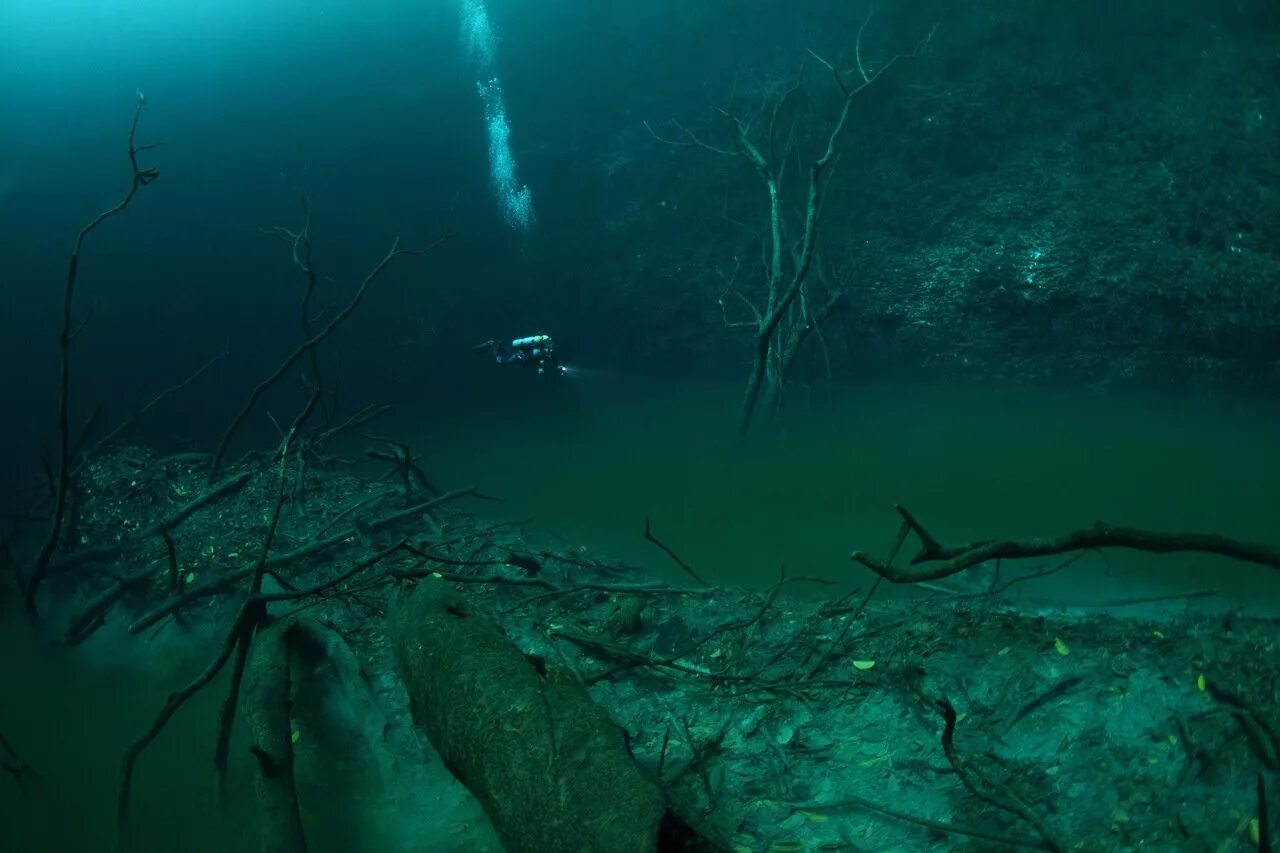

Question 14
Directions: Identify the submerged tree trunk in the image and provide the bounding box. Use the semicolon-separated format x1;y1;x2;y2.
389;583;665;852
243;623;307;853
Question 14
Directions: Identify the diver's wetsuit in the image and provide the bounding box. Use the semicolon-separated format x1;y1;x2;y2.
477;335;564;375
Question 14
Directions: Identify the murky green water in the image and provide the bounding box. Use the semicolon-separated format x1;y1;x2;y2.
0;609;253;851
413;377;1280;610
3;378;1278;851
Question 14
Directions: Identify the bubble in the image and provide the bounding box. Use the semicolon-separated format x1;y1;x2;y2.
458;0;496;68
457;2;535;233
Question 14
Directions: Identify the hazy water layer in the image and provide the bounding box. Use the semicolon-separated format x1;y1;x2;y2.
3;379;1277;852
408;378;1280;610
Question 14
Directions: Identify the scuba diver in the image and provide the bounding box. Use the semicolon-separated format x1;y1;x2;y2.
473;334;567;376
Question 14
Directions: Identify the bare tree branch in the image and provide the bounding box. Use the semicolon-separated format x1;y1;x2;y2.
852;503;1280;584
24;93;160;615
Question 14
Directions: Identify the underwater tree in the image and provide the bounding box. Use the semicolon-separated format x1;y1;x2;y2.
21;92;160;614
647;12;934;439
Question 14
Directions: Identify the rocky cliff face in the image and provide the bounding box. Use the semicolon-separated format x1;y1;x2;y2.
521;0;1280;391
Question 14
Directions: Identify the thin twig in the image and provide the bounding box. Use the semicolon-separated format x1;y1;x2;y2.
643;518;709;586
790;793;1044;849
934;698;1064;851
73;343;229;474
209;232;442;480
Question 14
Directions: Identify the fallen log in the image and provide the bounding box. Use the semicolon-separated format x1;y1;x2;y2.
244;623;307;853
389;582;665;852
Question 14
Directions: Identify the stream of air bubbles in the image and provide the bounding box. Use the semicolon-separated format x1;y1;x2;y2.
458;0;535;232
